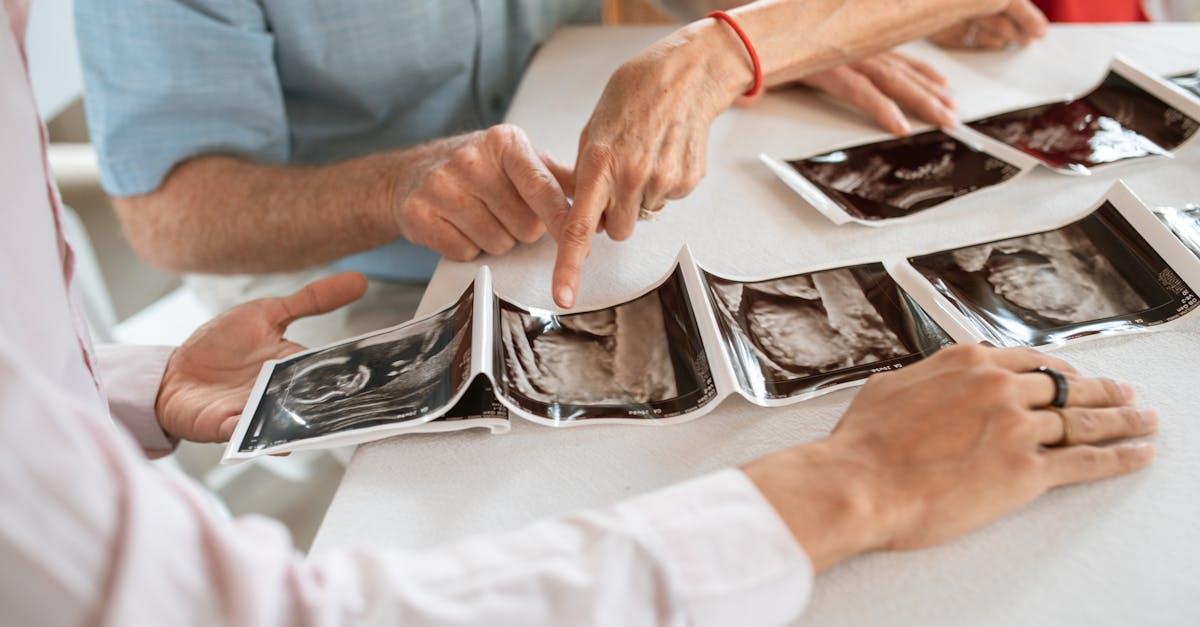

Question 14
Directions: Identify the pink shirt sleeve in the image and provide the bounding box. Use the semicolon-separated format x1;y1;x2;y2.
94;344;178;457
0;330;813;626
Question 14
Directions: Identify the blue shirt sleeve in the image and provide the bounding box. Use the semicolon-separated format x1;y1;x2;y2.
75;0;288;196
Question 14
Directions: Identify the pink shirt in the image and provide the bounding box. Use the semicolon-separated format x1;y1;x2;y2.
0;2;813;624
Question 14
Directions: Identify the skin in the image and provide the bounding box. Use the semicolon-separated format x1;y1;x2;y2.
156;278;1157;572
929;0;1049;50
549;0;1034;308
117;126;573;273
115;2;977;277
743;343;1156;571
155;272;369;441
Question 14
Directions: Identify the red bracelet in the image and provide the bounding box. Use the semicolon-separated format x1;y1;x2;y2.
707;10;763;98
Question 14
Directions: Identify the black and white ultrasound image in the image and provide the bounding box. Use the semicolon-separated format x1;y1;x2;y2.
497;267;717;421
238;285;474;452
1170;70;1200;99
787;130;1021;221
705;263;953;400
968;71;1200;172
909;202;1200;347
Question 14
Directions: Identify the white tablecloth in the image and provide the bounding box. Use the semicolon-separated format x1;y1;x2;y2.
311;24;1200;626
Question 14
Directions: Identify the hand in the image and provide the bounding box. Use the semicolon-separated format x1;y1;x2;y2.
154;273;369;443
786;51;956;136
744;345;1157;571
550;21;747;308
929;0;1048;50
396;124;574;262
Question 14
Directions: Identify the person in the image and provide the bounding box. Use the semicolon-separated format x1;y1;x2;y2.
75;0;1040;336
4;2;1160;624
544;0;1048;307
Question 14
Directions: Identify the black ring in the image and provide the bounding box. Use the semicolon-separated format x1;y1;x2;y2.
1031;366;1069;408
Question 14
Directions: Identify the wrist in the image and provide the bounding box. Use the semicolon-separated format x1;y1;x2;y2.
366;151;409;242
153;349;183;442
671;18;758;109
743;438;890;571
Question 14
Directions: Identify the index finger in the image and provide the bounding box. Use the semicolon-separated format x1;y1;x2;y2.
551;174;611;308
501;139;572;227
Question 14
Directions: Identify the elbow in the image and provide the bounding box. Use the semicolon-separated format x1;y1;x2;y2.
113;196;206;273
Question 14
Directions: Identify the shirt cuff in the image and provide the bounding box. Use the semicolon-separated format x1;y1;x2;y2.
616;468;814;627
94;344;177;457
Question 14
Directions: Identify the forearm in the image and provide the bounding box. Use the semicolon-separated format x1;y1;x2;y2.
674;0;1006;100
742;440;883;573
115;137;466;273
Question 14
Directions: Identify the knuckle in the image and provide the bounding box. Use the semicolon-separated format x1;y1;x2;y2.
561;219;595;247
495;233;518;254
950;343;992;366
448;243;480;262
524;169;561;201
486;123;520;146
1115;446;1146;472
621;160;651;189
425;166;455;190
516;221;546;243
1098;378;1126;405
449;147;480;170
584;143;619;173
1074;447;1104;473
1119;407;1145;434
1072;409;1101;440
1006;451;1040;476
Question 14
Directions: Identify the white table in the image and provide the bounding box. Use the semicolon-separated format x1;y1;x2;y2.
312;25;1200;626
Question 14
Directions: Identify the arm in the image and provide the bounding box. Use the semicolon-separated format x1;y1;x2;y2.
117;127;573;274
550;0;1020;308
93;344;177;457
2;325;1155;626
746;344;1156;569
77;0;569;275
653;0;958;135
1;329;812;626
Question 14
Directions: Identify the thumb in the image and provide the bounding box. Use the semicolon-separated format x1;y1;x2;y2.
274;272;369;330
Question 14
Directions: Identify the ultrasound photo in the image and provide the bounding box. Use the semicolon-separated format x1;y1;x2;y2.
1155;203;1200;260
910;202;1198;346
705;263;952;399
1171;70;1200;99
787;130;1022;221
237;285;474;453
968;71;1200;172
498;268;716;420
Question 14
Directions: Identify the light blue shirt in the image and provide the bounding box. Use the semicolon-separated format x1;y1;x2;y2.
76;0;601;281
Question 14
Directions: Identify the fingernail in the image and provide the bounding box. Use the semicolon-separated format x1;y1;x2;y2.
1119;382;1137;403
556;285;575;309
1137;408;1159;428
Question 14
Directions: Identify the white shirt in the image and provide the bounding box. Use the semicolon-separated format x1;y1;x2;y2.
0;2;814;625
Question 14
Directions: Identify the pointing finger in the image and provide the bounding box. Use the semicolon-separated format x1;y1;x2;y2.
551;171;611;308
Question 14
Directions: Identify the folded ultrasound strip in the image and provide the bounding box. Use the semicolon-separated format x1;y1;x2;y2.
225;182;1200;461
762;56;1200;226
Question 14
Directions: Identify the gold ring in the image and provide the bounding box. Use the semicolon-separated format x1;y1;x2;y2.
1054;408;1071;447
637;206;664;222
